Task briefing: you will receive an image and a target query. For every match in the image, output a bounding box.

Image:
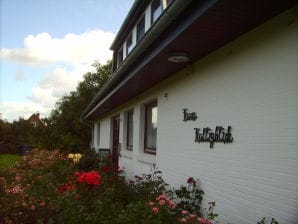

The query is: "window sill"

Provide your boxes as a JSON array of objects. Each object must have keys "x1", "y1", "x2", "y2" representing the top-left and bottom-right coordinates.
[
  {"x1": 137, "y1": 153, "x2": 156, "y2": 165},
  {"x1": 120, "y1": 150, "x2": 133, "y2": 159}
]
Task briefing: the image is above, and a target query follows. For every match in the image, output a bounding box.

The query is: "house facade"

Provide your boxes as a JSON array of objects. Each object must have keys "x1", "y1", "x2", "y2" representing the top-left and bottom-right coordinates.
[
  {"x1": 82, "y1": 1, "x2": 298, "y2": 223},
  {"x1": 27, "y1": 112, "x2": 44, "y2": 127}
]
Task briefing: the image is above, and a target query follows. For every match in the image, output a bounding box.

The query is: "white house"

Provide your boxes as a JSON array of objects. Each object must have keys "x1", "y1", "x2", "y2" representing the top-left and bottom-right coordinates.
[{"x1": 81, "y1": 0, "x2": 298, "y2": 223}]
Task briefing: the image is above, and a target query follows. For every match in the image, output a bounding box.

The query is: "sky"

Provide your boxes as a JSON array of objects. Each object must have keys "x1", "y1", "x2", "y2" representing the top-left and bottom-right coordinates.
[{"x1": 0, "y1": 0, "x2": 134, "y2": 122}]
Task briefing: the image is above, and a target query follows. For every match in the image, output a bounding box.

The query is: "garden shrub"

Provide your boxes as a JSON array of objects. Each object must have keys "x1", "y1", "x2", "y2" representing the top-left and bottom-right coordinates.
[{"x1": 0, "y1": 149, "x2": 228, "y2": 224}]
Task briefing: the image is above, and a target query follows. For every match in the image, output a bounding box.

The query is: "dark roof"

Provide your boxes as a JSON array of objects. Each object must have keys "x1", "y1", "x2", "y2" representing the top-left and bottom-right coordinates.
[{"x1": 82, "y1": 0, "x2": 297, "y2": 120}]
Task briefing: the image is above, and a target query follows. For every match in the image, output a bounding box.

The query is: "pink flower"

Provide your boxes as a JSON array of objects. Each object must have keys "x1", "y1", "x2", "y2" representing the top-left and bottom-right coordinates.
[
  {"x1": 134, "y1": 175, "x2": 143, "y2": 180},
  {"x1": 152, "y1": 207, "x2": 159, "y2": 213},
  {"x1": 187, "y1": 177, "x2": 196, "y2": 184},
  {"x1": 39, "y1": 201, "x2": 46, "y2": 207},
  {"x1": 180, "y1": 218, "x2": 187, "y2": 223},
  {"x1": 30, "y1": 205, "x2": 36, "y2": 211},
  {"x1": 181, "y1": 210, "x2": 189, "y2": 215},
  {"x1": 156, "y1": 194, "x2": 170, "y2": 201},
  {"x1": 148, "y1": 201, "x2": 155, "y2": 207},
  {"x1": 129, "y1": 180, "x2": 135, "y2": 185},
  {"x1": 159, "y1": 199, "x2": 166, "y2": 206},
  {"x1": 189, "y1": 214, "x2": 197, "y2": 219},
  {"x1": 197, "y1": 218, "x2": 212, "y2": 224},
  {"x1": 168, "y1": 200, "x2": 176, "y2": 209}
]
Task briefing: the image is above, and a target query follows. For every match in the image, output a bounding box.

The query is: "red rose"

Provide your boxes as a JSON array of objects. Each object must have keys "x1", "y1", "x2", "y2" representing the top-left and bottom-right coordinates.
[{"x1": 101, "y1": 165, "x2": 111, "y2": 173}]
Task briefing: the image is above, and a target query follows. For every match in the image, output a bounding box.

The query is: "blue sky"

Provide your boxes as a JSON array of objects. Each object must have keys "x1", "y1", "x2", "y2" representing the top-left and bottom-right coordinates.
[{"x1": 0, "y1": 0, "x2": 134, "y2": 121}]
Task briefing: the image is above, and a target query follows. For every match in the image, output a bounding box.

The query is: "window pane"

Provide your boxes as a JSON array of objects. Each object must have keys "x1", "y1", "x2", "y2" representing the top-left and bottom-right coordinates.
[
  {"x1": 151, "y1": 0, "x2": 162, "y2": 24},
  {"x1": 126, "y1": 34, "x2": 133, "y2": 55},
  {"x1": 137, "y1": 15, "x2": 145, "y2": 42},
  {"x1": 145, "y1": 102, "x2": 158, "y2": 153},
  {"x1": 127, "y1": 110, "x2": 133, "y2": 150}
]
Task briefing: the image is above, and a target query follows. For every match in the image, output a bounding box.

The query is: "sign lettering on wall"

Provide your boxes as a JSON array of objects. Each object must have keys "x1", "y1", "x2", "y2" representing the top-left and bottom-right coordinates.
[
  {"x1": 182, "y1": 108, "x2": 198, "y2": 121},
  {"x1": 194, "y1": 126, "x2": 233, "y2": 148},
  {"x1": 182, "y1": 109, "x2": 233, "y2": 148}
]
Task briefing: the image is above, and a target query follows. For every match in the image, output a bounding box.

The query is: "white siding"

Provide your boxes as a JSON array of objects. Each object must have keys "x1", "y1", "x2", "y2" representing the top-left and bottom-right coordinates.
[
  {"x1": 96, "y1": 7, "x2": 298, "y2": 224},
  {"x1": 157, "y1": 7, "x2": 298, "y2": 224}
]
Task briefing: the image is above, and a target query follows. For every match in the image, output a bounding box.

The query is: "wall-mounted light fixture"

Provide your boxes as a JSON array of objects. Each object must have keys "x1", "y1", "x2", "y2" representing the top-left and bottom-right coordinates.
[{"x1": 168, "y1": 52, "x2": 189, "y2": 63}]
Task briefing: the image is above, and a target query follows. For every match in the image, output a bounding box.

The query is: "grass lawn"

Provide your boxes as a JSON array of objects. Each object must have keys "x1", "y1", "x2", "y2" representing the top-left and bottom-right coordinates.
[{"x1": 0, "y1": 154, "x2": 21, "y2": 169}]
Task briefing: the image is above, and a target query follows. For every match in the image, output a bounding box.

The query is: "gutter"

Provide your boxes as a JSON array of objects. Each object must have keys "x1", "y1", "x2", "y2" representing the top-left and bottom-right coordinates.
[{"x1": 81, "y1": 0, "x2": 217, "y2": 120}]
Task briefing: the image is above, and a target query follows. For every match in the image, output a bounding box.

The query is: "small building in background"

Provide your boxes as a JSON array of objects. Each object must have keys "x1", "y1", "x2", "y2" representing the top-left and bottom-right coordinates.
[{"x1": 27, "y1": 112, "x2": 44, "y2": 128}]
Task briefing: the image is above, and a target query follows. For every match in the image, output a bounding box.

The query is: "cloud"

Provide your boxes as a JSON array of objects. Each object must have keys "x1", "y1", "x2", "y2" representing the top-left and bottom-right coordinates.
[
  {"x1": 0, "y1": 101, "x2": 46, "y2": 122},
  {"x1": 38, "y1": 64, "x2": 94, "y2": 97},
  {"x1": 39, "y1": 68, "x2": 76, "y2": 95},
  {"x1": 15, "y1": 71, "x2": 26, "y2": 82},
  {"x1": 27, "y1": 87, "x2": 57, "y2": 107},
  {"x1": 1, "y1": 30, "x2": 113, "y2": 122},
  {"x1": 0, "y1": 30, "x2": 114, "y2": 65}
]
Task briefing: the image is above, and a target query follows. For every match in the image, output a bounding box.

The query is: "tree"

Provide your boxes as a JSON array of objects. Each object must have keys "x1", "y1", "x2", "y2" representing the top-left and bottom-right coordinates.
[
  {"x1": 42, "y1": 60, "x2": 112, "y2": 152},
  {"x1": 0, "y1": 117, "x2": 45, "y2": 152},
  {"x1": 0, "y1": 61, "x2": 111, "y2": 153}
]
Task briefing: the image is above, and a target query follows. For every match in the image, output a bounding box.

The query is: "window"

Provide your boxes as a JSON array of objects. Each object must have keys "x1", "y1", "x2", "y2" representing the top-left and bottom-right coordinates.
[
  {"x1": 137, "y1": 15, "x2": 145, "y2": 43},
  {"x1": 117, "y1": 47, "x2": 123, "y2": 66},
  {"x1": 144, "y1": 101, "x2": 158, "y2": 154},
  {"x1": 126, "y1": 34, "x2": 133, "y2": 55},
  {"x1": 126, "y1": 110, "x2": 134, "y2": 150},
  {"x1": 151, "y1": 0, "x2": 163, "y2": 24}
]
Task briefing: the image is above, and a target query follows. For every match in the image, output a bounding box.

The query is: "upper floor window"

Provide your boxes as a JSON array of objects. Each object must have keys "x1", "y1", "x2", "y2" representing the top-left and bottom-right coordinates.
[
  {"x1": 137, "y1": 15, "x2": 145, "y2": 43},
  {"x1": 151, "y1": 0, "x2": 163, "y2": 24},
  {"x1": 126, "y1": 109, "x2": 134, "y2": 150},
  {"x1": 144, "y1": 100, "x2": 158, "y2": 154},
  {"x1": 117, "y1": 47, "x2": 123, "y2": 66},
  {"x1": 126, "y1": 34, "x2": 133, "y2": 55}
]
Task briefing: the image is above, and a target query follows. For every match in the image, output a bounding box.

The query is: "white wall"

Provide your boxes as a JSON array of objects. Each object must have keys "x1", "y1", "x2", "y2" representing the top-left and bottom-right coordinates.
[
  {"x1": 95, "y1": 6, "x2": 298, "y2": 224},
  {"x1": 159, "y1": 7, "x2": 297, "y2": 223}
]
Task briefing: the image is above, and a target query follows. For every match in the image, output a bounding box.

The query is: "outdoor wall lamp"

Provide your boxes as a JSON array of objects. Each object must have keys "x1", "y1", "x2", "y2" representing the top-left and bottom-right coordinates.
[{"x1": 167, "y1": 52, "x2": 190, "y2": 63}]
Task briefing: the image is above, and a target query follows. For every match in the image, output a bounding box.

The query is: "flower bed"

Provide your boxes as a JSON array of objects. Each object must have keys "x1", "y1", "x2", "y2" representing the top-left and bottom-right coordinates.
[{"x1": 0, "y1": 149, "x2": 278, "y2": 224}]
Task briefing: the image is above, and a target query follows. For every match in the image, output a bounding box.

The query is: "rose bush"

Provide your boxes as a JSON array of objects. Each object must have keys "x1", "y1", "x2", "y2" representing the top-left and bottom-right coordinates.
[
  {"x1": 0, "y1": 149, "x2": 213, "y2": 224},
  {"x1": 0, "y1": 148, "x2": 276, "y2": 224}
]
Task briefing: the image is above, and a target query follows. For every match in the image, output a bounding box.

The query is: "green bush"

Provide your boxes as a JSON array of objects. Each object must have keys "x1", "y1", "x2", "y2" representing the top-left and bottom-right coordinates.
[{"x1": 0, "y1": 149, "x2": 215, "y2": 224}]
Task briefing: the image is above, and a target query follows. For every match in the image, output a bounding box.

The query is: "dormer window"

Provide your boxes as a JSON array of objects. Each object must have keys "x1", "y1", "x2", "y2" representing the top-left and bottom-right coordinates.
[
  {"x1": 126, "y1": 34, "x2": 133, "y2": 55},
  {"x1": 117, "y1": 47, "x2": 124, "y2": 66},
  {"x1": 151, "y1": 0, "x2": 163, "y2": 24},
  {"x1": 137, "y1": 15, "x2": 145, "y2": 43},
  {"x1": 115, "y1": 0, "x2": 169, "y2": 69}
]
